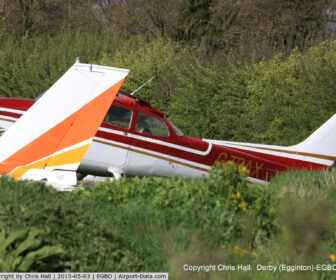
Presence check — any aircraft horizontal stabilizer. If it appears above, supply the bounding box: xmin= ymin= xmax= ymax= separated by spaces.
xmin=0 ymin=62 xmax=130 ymax=185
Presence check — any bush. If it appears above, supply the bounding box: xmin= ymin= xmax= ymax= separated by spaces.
xmin=98 ymin=36 xmax=193 ymax=112
xmin=1 ymin=164 xmax=336 ymax=278
xmin=74 ymin=162 xmax=274 ymax=245
xmin=240 ymin=42 xmax=336 ymax=145
xmin=0 ymin=177 xmax=144 ymax=272
xmin=0 ymin=31 xmax=123 ymax=99
xmin=2 ymin=34 xmax=336 ymax=147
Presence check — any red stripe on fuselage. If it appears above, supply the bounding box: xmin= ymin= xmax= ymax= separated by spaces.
xmin=216 ymin=145 xmax=330 ymax=180
xmin=0 ymin=111 xmax=22 ymax=119
xmin=95 ymin=130 xmax=212 ymax=165
xmin=224 ymin=146 xmax=330 ymax=170
xmin=0 ymin=98 xmax=34 ymax=111
xmin=95 ymin=128 xmax=297 ymax=181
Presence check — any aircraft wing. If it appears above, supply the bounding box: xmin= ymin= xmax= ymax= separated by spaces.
xmin=0 ymin=62 xmax=129 ymax=186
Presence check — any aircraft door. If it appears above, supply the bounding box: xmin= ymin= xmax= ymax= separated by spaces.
xmin=138 ymin=114 xmax=177 ymax=177
xmin=79 ymin=105 xmax=132 ymax=174
xmin=154 ymin=148 xmax=178 ymax=177
xmin=155 ymin=120 xmax=185 ymax=177
xmin=125 ymin=113 xmax=175 ymax=177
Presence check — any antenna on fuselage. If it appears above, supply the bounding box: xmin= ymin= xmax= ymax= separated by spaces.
xmin=130 ymin=76 xmax=156 ymax=96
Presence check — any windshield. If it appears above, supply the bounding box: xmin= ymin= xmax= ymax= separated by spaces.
xmin=168 ymin=120 xmax=184 ymax=136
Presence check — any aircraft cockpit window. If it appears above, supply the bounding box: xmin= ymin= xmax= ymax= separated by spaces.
xmin=167 ymin=120 xmax=184 ymax=136
xmin=136 ymin=113 xmax=170 ymax=137
xmin=104 ymin=105 xmax=132 ymax=129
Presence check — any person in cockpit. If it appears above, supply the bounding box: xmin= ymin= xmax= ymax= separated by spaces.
xmin=136 ymin=115 xmax=152 ymax=135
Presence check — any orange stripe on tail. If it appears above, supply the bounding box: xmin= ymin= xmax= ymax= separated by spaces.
xmin=0 ymin=78 xmax=125 ymax=178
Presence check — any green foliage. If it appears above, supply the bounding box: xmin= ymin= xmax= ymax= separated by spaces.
xmin=173 ymin=0 xmax=212 ymax=43
xmin=2 ymin=33 xmax=336 ymax=146
xmin=0 ymin=31 xmax=123 ymax=99
xmin=168 ymin=61 xmax=248 ymax=139
xmin=240 ymin=42 xmax=336 ymax=145
xmin=168 ymin=41 xmax=336 ymax=145
xmin=75 ymin=162 xmax=275 ymax=247
xmin=0 ymin=228 xmax=64 ymax=272
xmin=0 ymin=177 xmax=144 ymax=272
xmin=76 ymin=162 xmax=251 ymax=215
xmin=2 ymin=164 xmax=336 ymax=278
xmin=98 ymin=36 xmax=191 ymax=111
xmin=2 ymin=2 xmax=336 ymax=277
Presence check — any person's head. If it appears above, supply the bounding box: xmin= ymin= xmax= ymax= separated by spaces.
xmin=137 ymin=115 xmax=147 ymax=131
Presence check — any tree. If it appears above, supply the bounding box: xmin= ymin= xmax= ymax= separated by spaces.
xmin=208 ymin=0 xmax=336 ymax=61
xmin=173 ymin=0 xmax=213 ymax=43
xmin=0 ymin=0 xmax=101 ymax=38
xmin=95 ymin=0 xmax=184 ymax=36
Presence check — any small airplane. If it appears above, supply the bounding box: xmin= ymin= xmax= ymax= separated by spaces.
xmin=0 ymin=60 xmax=335 ymax=190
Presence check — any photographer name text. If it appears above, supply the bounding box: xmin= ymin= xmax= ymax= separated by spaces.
xmin=183 ymin=264 xmax=336 ymax=273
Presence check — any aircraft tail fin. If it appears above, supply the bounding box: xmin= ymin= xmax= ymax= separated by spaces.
xmin=205 ymin=113 xmax=336 ymax=167
xmin=291 ymin=114 xmax=336 ymax=159
xmin=0 ymin=62 xmax=129 ymax=186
